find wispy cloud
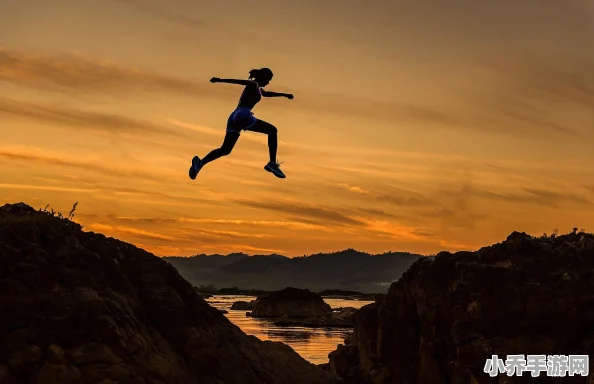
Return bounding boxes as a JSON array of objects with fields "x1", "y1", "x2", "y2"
[
  {"x1": 355, "y1": 207, "x2": 402, "y2": 220},
  {"x1": 469, "y1": 56, "x2": 594, "y2": 138},
  {"x1": 298, "y1": 55, "x2": 594, "y2": 138},
  {"x1": 113, "y1": 0, "x2": 205, "y2": 27},
  {"x1": 0, "y1": 183, "x2": 94, "y2": 194},
  {"x1": 84, "y1": 219, "x2": 283, "y2": 256},
  {"x1": 87, "y1": 223, "x2": 178, "y2": 242},
  {"x1": 446, "y1": 185, "x2": 591, "y2": 208},
  {"x1": 407, "y1": 182, "x2": 589, "y2": 236},
  {"x1": 374, "y1": 188, "x2": 436, "y2": 208},
  {"x1": 111, "y1": 0, "x2": 291, "y2": 55},
  {"x1": 94, "y1": 215, "x2": 323, "y2": 230},
  {"x1": 233, "y1": 198, "x2": 366, "y2": 227},
  {"x1": 335, "y1": 183, "x2": 436, "y2": 209},
  {"x1": 338, "y1": 183, "x2": 369, "y2": 195},
  {"x1": 356, "y1": 218, "x2": 437, "y2": 242},
  {"x1": 0, "y1": 48, "x2": 210, "y2": 97},
  {"x1": 4, "y1": 47, "x2": 587, "y2": 139},
  {"x1": 0, "y1": 146, "x2": 175, "y2": 183},
  {"x1": 0, "y1": 96, "x2": 187, "y2": 138}
]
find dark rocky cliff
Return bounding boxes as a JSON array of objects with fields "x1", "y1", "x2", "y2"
[
  {"x1": 0, "y1": 203, "x2": 337, "y2": 384},
  {"x1": 328, "y1": 231, "x2": 594, "y2": 383}
]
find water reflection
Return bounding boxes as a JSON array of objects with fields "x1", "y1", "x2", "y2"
[
  {"x1": 206, "y1": 295, "x2": 374, "y2": 364},
  {"x1": 266, "y1": 329, "x2": 315, "y2": 340}
]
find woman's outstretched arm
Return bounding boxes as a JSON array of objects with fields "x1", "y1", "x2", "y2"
[
  {"x1": 210, "y1": 77, "x2": 253, "y2": 86},
  {"x1": 261, "y1": 90, "x2": 294, "y2": 99}
]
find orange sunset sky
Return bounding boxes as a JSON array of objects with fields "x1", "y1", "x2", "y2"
[{"x1": 1, "y1": 0, "x2": 593, "y2": 257}]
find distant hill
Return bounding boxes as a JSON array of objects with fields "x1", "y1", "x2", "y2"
[
  {"x1": 165, "y1": 252, "x2": 249, "y2": 269},
  {"x1": 163, "y1": 249, "x2": 422, "y2": 293}
]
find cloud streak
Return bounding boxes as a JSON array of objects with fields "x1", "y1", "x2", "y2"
[
  {"x1": 0, "y1": 48, "x2": 210, "y2": 97},
  {"x1": 0, "y1": 146, "x2": 174, "y2": 183},
  {"x1": 80, "y1": 213, "x2": 324, "y2": 231},
  {"x1": 3, "y1": 47, "x2": 589, "y2": 139},
  {"x1": 233, "y1": 198, "x2": 366, "y2": 227},
  {"x1": 113, "y1": 0, "x2": 205, "y2": 28},
  {"x1": 0, "y1": 183, "x2": 94, "y2": 194},
  {"x1": 0, "y1": 96, "x2": 188, "y2": 138},
  {"x1": 469, "y1": 56, "x2": 594, "y2": 138},
  {"x1": 444, "y1": 185, "x2": 590, "y2": 209}
]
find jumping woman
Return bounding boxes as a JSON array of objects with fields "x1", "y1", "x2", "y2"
[{"x1": 189, "y1": 68, "x2": 293, "y2": 180}]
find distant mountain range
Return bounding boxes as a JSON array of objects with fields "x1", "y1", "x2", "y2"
[{"x1": 163, "y1": 249, "x2": 423, "y2": 293}]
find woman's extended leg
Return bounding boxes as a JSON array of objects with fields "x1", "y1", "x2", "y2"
[
  {"x1": 246, "y1": 119, "x2": 286, "y2": 178},
  {"x1": 202, "y1": 131, "x2": 240, "y2": 164},
  {"x1": 189, "y1": 131, "x2": 239, "y2": 180}
]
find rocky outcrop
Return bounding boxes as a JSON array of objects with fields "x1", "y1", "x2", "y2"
[
  {"x1": 327, "y1": 231, "x2": 594, "y2": 384},
  {"x1": 0, "y1": 203, "x2": 338, "y2": 384},
  {"x1": 274, "y1": 308, "x2": 358, "y2": 328},
  {"x1": 230, "y1": 300, "x2": 254, "y2": 310},
  {"x1": 249, "y1": 288, "x2": 332, "y2": 318},
  {"x1": 240, "y1": 289, "x2": 356, "y2": 328},
  {"x1": 327, "y1": 333, "x2": 362, "y2": 382}
]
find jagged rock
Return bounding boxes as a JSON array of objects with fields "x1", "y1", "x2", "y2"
[
  {"x1": 0, "y1": 203, "x2": 338, "y2": 384},
  {"x1": 328, "y1": 343, "x2": 360, "y2": 379},
  {"x1": 327, "y1": 231, "x2": 594, "y2": 383},
  {"x1": 249, "y1": 287, "x2": 332, "y2": 318}
]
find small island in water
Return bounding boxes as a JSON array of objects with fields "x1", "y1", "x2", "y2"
[{"x1": 1, "y1": 202, "x2": 593, "y2": 383}]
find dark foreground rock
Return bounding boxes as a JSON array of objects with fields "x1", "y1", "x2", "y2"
[
  {"x1": 249, "y1": 287, "x2": 332, "y2": 318},
  {"x1": 327, "y1": 231, "x2": 594, "y2": 383},
  {"x1": 0, "y1": 203, "x2": 338, "y2": 384}
]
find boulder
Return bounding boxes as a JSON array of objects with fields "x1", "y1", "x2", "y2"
[
  {"x1": 230, "y1": 300, "x2": 254, "y2": 310},
  {"x1": 250, "y1": 287, "x2": 332, "y2": 318}
]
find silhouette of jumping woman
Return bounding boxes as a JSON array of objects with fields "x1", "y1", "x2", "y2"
[{"x1": 189, "y1": 68, "x2": 293, "y2": 180}]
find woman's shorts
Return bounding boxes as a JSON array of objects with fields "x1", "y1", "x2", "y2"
[{"x1": 226, "y1": 107, "x2": 257, "y2": 133}]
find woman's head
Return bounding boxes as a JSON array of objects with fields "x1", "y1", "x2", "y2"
[{"x1": 249, "y1": 68, "x2": 273, "y2": 87}]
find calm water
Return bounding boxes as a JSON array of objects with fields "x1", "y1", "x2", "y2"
[{"x1": 206, "y1": 295, "x2": 374, "y2": 364}]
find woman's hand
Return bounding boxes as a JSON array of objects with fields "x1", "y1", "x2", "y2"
[
  {"x1": 210, "y1": 77, "x2": 220, "y2": 83},
  {"x1": 286, "y1": 94, "x2": 294, "y2": 100}
]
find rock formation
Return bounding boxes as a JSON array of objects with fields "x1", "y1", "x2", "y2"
[
  {"x1": 249, "y1": 287, "x2": 332, "y2": 318},
  {"x1": 327, "y1": 231, "x2": 594, "y2": 383},
  {"x1": 0, "y1": 203, "x2": 338, "y2": 384},
  {"x1": 230, "y1": 300, "x2": 254, "y2": 310}
]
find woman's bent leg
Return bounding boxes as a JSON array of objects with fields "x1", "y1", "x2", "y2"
[
  {"x1": 245, "y1": 119, "x2": 285, "y2": 178},
  {"x1": 246, "y1": 119, "x2": 277, "y2": 163}
]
